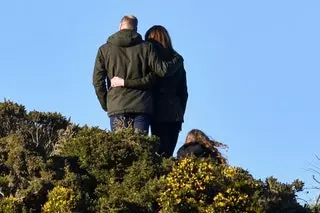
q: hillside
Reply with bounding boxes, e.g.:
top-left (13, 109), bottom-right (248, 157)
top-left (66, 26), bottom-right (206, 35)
top-left (0, 101), bottom-right (317, 212)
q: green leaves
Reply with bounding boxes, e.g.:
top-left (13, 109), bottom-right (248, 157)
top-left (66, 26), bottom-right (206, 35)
top-left (0, 100), bottom-right (314, 212)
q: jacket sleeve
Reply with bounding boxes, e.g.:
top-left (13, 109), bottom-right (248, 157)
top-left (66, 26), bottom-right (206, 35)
top-left (123, 46), bottom-right (183, 89)
top-left (124, 72), bottom-right (155, 89)
top-left (177, 64), bottom-right (188, 117)
top-left (92, 48), bottom-right (108, 112)
top-left (148, 44), bottom-right (183, 77)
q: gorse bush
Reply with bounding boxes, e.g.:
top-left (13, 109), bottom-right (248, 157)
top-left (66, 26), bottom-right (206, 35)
top-left (0, 101), bottom-right (87, 212)
top-left (0, 197), bottom-right (24, 213)
top-left (0, 100), bottom-right (315, 212)
top-left (158, 157), bottom-right (223, 212)
top-left (59, 126), bottom-right (159, 183)
top-left (42, 186), bottom-right (77, 213)
top-left (157, 157), bottom-right (306, 213)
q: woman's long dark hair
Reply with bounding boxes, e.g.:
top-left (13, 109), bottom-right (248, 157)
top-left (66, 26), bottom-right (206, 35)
top-left (145, 25), bottom-right (174, 59)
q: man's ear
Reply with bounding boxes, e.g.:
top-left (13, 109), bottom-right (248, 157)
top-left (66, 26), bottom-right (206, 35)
top-left (119, 23), bottom-right (122, 30)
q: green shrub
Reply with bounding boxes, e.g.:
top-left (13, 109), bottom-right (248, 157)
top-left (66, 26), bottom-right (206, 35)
top-left (96, 156), bottom-right (169, 213)
top-left (0, 100), bottom-right (72, 158)
top-left (157, 157), bottom-right (308, 213)
top-left (0, 102), bottom-right (93, 212)
top-left (157, 157), bottom-right (259, 212)
top-left (0, 101), bottom-right (314, 212)
top-left (42, 186), bottom-right (77, 213)
top-left (0, 101), bottom-right (26, 138)
top-left (0, 197), bottom-right (24, 213)
top-left (60, 127), bottom-right (159, 183)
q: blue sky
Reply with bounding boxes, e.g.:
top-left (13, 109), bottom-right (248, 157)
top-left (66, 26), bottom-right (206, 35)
top-left (1, 0), bottom-right (319, 203)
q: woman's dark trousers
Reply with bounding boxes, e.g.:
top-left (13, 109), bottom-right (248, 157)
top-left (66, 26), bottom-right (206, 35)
top-left (151, 122), bottom-right (182, 157)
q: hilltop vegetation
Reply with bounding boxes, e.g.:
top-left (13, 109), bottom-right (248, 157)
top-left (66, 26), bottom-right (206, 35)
top-left (0, 101), bottom-right (318, 212)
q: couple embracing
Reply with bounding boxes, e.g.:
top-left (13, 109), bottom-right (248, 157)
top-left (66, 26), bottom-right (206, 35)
top-left (93, 15), bottom-right (188, 157)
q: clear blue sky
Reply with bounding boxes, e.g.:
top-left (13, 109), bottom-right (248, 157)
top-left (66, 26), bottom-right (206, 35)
top-left (1, 0), bottom-right (319, 203)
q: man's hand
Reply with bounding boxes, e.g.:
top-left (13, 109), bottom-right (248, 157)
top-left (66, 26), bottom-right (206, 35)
top-left (111, 77), bottom-right (124, 87)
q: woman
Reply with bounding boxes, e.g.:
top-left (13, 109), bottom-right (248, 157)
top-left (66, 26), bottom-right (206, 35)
top-left (177, 129), bottom-right (228, 164)
top-left (111, 25), bottom-right (188, 157)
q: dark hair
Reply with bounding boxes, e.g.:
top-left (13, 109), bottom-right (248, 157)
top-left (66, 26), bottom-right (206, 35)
top-left (145, 25), bottom-right (173, 50)
top-left (185, 129), bottom-right (228, 164)
top-left (120, 15), bottom-right (138, 30)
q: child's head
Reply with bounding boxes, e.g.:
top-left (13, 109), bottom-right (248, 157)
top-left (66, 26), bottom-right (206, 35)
top-left (185, 129), bottom-right (228, 149)
top-left (185, 129), bottom-right (228, 164)
top-left (185, 129), bottom-right (209, 144)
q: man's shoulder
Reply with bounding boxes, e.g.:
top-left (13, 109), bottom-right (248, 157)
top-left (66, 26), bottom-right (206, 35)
top-left (99, 42), bottom-right (109, 51)
top-left (98, 40), bottom-right (149, 48)
top-left (96, 43), bottom-right (111, 58)
top-left (139, 40), bottom-right (153, 48)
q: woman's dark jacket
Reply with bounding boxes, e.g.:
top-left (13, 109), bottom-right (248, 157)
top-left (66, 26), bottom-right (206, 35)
top-left (124, 42), bottom-right (188, 123)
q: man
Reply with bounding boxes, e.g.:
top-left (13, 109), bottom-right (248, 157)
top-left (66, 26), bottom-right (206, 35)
top-left (93, 15), bottom-right (182, 133)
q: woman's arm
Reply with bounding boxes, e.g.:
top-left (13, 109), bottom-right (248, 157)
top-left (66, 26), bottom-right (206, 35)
top-left (125, 72), bottom-right (155, 89)
top-left (110, 72), bottom-right (155, 89)
top-left (111, 45), bottom-right (183, 89)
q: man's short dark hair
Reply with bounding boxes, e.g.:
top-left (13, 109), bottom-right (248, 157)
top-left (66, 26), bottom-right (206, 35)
top-left (120, 15), bottom-right (138, 30)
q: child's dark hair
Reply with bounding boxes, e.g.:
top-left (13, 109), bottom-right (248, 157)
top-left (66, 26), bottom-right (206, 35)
top-left (185, 129), bottom-right (228, 164)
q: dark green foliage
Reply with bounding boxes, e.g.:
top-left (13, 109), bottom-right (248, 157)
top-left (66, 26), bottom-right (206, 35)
top-left (0, 197), bottom-right (25, 213)
top-left (0, 100), bottom-right (74, 159)
top-left (0, 100), bottom-right (316, 212)
top-left (60, 126), bottom-right (159, 182)
top-left (0, 101), bottom-right (88, 212)
top-left (59, 126), bottom-right (167, 212)
top-left (309, 205), bottom-right (320, 213)
top-left (258, 177), bottom-right (307, 213)
top-left (0, 101), bottom-right (27, 138)
top-left (96, 152), bottom-right (169, 212)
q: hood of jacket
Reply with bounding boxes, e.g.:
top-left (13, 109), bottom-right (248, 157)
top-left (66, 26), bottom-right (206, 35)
top-left (107, 29), bottom-right (143, 47)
